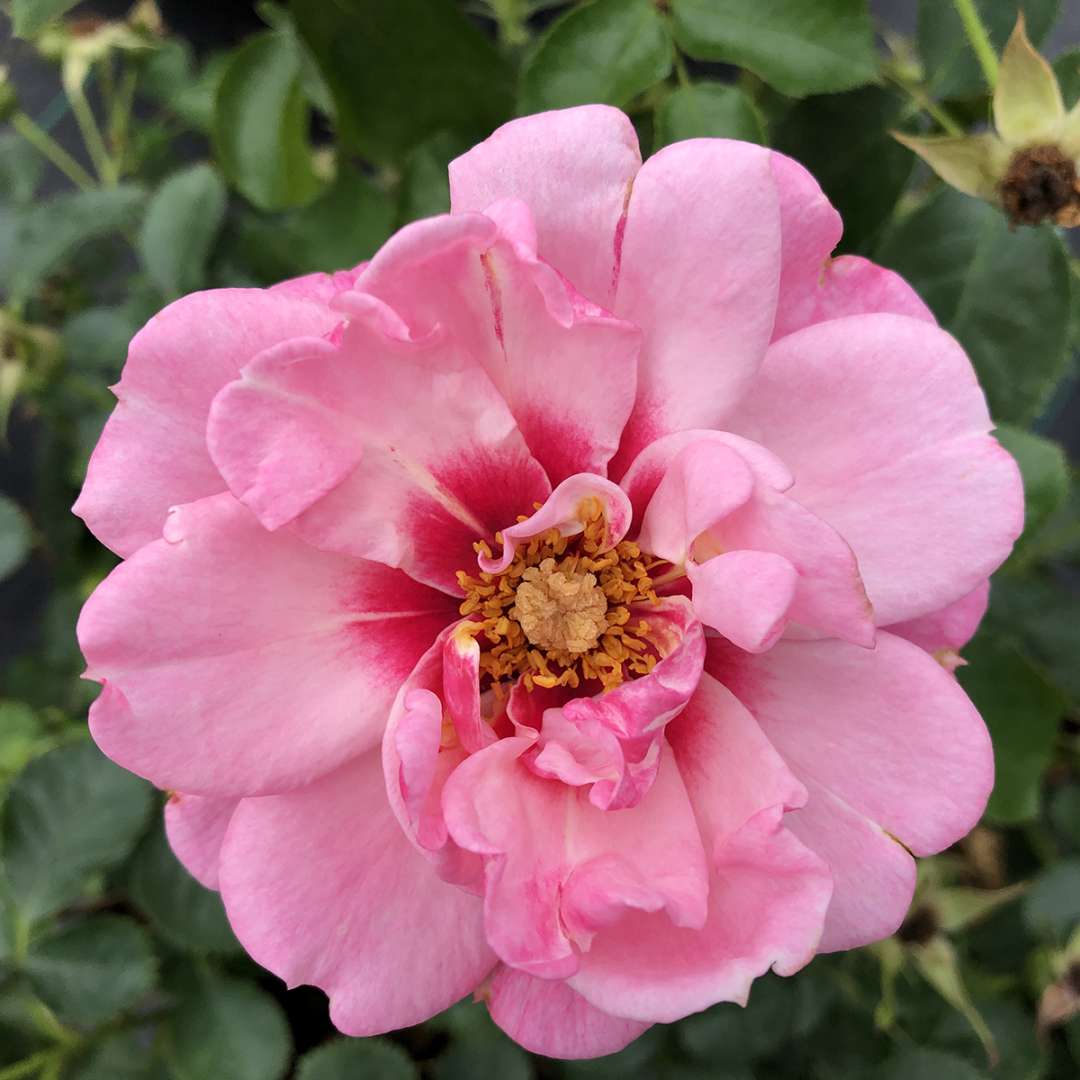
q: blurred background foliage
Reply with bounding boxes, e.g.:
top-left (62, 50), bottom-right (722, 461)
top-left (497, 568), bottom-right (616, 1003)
top-left (0, 0), bottom-right (1079, 1077)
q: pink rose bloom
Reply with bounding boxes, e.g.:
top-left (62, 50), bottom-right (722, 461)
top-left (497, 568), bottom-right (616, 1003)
top-left (76, 107), bottom-right (1022, 1059)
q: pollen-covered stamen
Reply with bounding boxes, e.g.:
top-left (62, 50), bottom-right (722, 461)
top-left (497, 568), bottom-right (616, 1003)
top-left (455, 499), bottom-right (663, 693)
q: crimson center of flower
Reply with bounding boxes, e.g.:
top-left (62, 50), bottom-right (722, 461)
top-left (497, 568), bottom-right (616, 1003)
top-left (455, 500), bottom-right (662, 693)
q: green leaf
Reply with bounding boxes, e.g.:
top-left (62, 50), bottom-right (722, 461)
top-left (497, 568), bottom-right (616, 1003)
top-left (985, 573), bottom-right (1080, 705)
top-left (1023, 859), bottom-right (1080, 941)
top-left (678, 974), bottom-right (793, 1065)
top-left (994, 426), bottom-right (1068, 542)
top-left (164, 965), bottom-right (291, 1080)
top-left (296, 1038), bottom-right (417, 1080)
top-left (62, 306), bottom-right (142, 379)
top-left (1050, 784), bottom-right (1080, 851)
top-left (917, 0), bottom-right (1060, 100)
top-left (670, 0), bottom-right (877, 98)
top-left (138, 164), bottom-right (227, 298)
top-left (875, 188), bottom-right (1070, 423)
top-left (520, 0), bottom-right (672, 114)
top-left (1, 740), bottom-right (152, 921)
top-left (0, 186), bottom-right (146, 307)
top-left (0, 702), bottom-right (45, 785)
top-left (0, 495), bottom-right (32, 582)
top-left (0, 133), bottom-right (44, 204)
top-left (880, 1047), bottom-right (987, 1080)
top-left (292, 0), bottom-right (513, 165)
top-left (1054, 48), bottom-right (1080, 109)
top-left (126, 816), bottom-right (240, 955)
top-left (24, 915), bottom-right (156, 1028)
top-left (213, 30), bottom-right (323, 212)
top-left (773, 87), bottom-right (913, 254)
top-left (69, 1029), bottom-right (162, 1080)
top-left (430, 1001), bottom-right (531, 1080)
top-left (398, 132), bottom-right (470, 226)
top-left (11, 0), bottom-right (80, 37)
top-left (654, 82), bottom-right (764, 150)
top-left (956, 634), bottom-right (1066, 825)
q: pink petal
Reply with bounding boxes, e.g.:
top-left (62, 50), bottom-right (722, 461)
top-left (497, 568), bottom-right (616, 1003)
top-left (442, 737), bottom-right (708, 979)
top-left (268, 264), bottom-right (365, 305)
top-left (163, 793), bottom-right (239, 890)
top-left (79, 493), bottom-right (455, 796)
top-left (219, 750), bottom-right (495, 1035)
top-left (550, 597), bottom-right (706, 809)
top-left (564, 674), bottom-right (830, 1023)
top-left (449, 106), bottom-right (642, 306)
top-left (73, 289), bottom-right (340, 556)
top-left (784, 778), bottom-right (916, 952)
top-left (886, 580), bottom-right (990, 660)
top-left (620, 429), bottom-right (793, 527)
top-left (609, 139), bottom-right (782, 473)
top-left (637, 438), bottom-right (874, 647)
top-left (479, 474), bottom-right (632, 574)
top-left (668, 672), bottom-right (807, 846)
top-left (769, 153), bottom-right (932, 342)
top-left (208, 296), bottom-right (550, 594)
top-left (357, 210), bottom-right (642, 485)
top-left (687, 552), bottom-right (798, 654)
top-left (636, 440), bottom-right (756, 563)
top-left (443, 624), bottom-right (498, 755)
top-left (567, 809), bottom-right (831, 1023)
top-left (382, 627), bottom-right (484, 889)
top-left (486, 966), bottom-right (649, 1060)
top-left (727, 313), bottom-right (1023, 624)
top-left (708, 631), bottom-right (994, 856)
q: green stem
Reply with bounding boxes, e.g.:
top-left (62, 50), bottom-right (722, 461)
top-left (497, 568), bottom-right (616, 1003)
top-left (0, 1051), bottom-right (56, 1080)
top-left (66, 84), bottom-right (118, 187)
top-left (489, 0), bottom-right (528, 47)
top-left (108, 68), bottom-right (138, 174)
top-left (887, 74), bottom-right (966, 136)
top-left (10, 113), bottom-right (96, 191)
top-left (672, 48), bottom-right (691, 90)
top-left (951, 0), bottom-right (999, 89)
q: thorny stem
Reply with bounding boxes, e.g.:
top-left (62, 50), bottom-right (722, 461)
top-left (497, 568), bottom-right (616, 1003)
top-left (951, 0), bottom-right (999, 89)
top-left (9, 113), bottom-right (96, 190)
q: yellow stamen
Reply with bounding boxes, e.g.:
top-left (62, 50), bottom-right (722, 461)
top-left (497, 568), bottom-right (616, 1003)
top-left (455, 500), bottom-right (663, 694)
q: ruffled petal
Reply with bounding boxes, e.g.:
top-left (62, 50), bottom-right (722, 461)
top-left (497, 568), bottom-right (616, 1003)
top-left (768, 153), bottom-right (932, 342)
top-left (442, 738), bottom-right (708, 980)
top-left (638, 438), bottom-right (874, 647)
top-left (357, 209), bottom-right (641, 484)
top-left (449, 106), bottom-right (642, 307)
top-left (74, 289), bottom-right (340, 556)
top-left (219, 750), bottom-right (495, 1035)
top-left (708, 632), bottom-right (994, 856)
top-left (486, 966), bottom-right (649, 1060)
top-left (163, 793), bottom-right (239, 890)
top-left (79, 493), bottom-right (455, 796)
top-left (784, 778), bottom-right (917, 952)
top-left (887, 580), bottom-right (989, 664)
top-left (567, 815), bottom-right (830, 1023)
top-left (609, 139), bottom-right (782, 473)
top-left (480, 474), bottom-right (632, 574)
top-left (727, 313), bottom-right (1022, 624)
top-left (207, 295), bottom-right (550, 594)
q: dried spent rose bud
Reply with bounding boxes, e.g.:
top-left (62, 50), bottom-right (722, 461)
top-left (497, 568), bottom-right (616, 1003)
top-left (895, 15), bottom-right (1080, 227)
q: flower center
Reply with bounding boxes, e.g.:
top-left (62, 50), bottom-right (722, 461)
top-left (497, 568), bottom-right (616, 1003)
top-left (455, 500), bottom-right (662, 693)
top-left (513, 558), bottom-right (608, 653)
